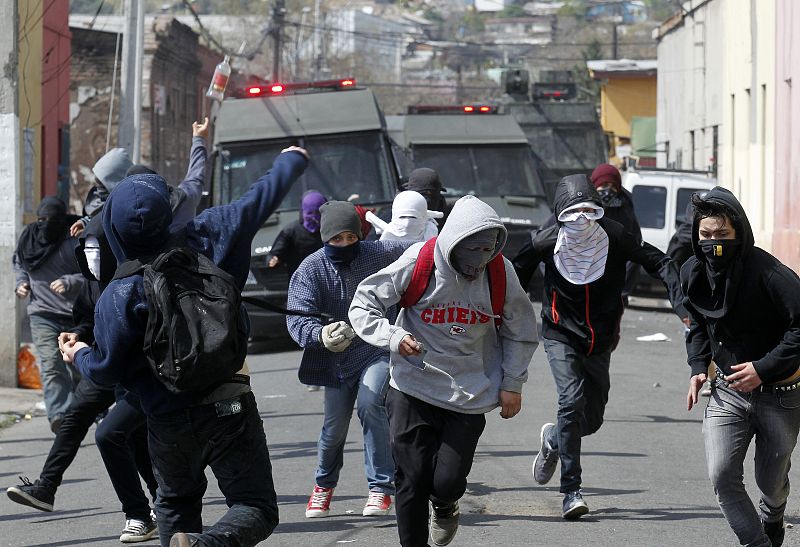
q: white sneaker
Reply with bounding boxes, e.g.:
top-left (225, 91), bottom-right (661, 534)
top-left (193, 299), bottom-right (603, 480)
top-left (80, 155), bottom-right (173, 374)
top-left (120, 517), bottom-right (158, 543)
top-left (362, 491), bottom-right (392, 516)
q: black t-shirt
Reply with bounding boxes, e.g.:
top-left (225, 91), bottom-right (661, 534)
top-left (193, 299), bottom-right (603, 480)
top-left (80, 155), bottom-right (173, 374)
top-left (270, 220), bottom-right (323, 274)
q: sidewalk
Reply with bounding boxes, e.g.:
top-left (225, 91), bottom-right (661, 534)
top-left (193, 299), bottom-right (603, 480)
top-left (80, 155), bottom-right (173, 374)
top-left (0, 385), bottom-right (42, 417)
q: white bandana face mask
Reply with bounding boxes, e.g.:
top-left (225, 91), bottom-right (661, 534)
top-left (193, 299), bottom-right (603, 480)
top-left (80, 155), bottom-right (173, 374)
top-left (84, 235), bottom-right (101, 281)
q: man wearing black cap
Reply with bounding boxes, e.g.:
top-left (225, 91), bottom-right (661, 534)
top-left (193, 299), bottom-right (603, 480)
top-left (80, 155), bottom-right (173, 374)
top-left (286, 201), bottom-right (409, 520)
top-left (684, 188), bottom-right (800, 547)
top-left (403, 168), bottom-right (450, 227)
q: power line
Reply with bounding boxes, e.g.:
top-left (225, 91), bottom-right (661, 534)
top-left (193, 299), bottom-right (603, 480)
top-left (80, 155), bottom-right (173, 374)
top-left (180, 0), bottom-right (272, 60)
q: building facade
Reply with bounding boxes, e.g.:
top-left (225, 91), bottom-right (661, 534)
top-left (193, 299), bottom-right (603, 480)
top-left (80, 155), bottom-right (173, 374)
top-left (655, 0), bottom-right (776, 252)
top-left (772, 0), bottom-right (800, 272)
top-left (588, 59), bottom-right (657, 163)
top-left (69, 16), bottom-right (241, 210)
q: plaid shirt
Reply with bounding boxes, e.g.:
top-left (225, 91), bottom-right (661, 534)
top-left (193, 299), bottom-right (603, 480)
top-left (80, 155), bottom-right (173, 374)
top-left (287, 241), bottom-right (409, 387)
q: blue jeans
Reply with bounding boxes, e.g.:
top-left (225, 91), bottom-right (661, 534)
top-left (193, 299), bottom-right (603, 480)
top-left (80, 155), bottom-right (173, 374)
top-left (29, 314), bottom-right (81, 423)
top-left (704, 380), bottom-right (800, 546)
top-left (315, 356), bottom-right (394, 494)
top-left (544, 337), bottom-right (612, 493)
top-left (147, 391), bottom-right (278, 547)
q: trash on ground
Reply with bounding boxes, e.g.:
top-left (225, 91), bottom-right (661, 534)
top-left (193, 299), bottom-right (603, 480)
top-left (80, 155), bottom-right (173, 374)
top-left (635, 333), bottom-right (672, 342)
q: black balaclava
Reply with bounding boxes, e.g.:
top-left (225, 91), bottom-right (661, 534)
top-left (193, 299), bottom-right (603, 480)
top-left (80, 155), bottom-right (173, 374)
top-left (320, 201), bottom-right (362, 268)
top-left (16, 197), bottom-right (71, 271)
top-left (404, 168), bottom-right (447, 213)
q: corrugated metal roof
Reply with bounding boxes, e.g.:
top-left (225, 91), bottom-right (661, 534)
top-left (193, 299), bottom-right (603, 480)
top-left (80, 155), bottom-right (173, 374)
top-left (213, 88), bottom-right (383, 145)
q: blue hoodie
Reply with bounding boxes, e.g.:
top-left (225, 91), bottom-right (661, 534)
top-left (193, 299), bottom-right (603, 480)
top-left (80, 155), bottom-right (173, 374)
top-left (73, 151), bottom-right (308, 415)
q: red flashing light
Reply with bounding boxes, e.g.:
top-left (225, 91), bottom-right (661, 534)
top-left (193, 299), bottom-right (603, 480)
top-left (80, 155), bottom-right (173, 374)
top-left (340, 79), bottom-right (355, 87)
top-left (553, 91), bottom-right (562, 98)
top-left (270, 84), bottom-right (284, 94)
top-left (479, 105), bottom-right (491, 112)
top-left (247, 86), bottom-right (262, 95)
top-left (463, 106), bottom-right (475, 113)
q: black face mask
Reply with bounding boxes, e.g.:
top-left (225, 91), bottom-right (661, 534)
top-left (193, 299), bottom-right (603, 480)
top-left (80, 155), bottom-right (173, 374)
top-left (698, 239), bottom-right (741, 274)
top-left (323, 242), bottom-right (360, 268)
top-left (37, 218), bottom-right (67, 244)
top-left (597, 187), bottom-right (623, 207)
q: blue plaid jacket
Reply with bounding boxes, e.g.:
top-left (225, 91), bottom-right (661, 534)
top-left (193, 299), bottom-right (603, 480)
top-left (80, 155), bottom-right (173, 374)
top-left (287, 241), bottom-right (409, 387)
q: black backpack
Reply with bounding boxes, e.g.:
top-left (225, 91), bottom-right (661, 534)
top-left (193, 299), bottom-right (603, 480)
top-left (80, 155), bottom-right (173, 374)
top-left (113, 247), bottom-right (248, 394)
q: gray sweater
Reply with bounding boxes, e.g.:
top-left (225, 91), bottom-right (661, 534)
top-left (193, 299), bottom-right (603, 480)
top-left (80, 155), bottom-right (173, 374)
top-left (13, 237), bottom-right (84, 319)
top-left (349, 195), bottom-right (538, 414)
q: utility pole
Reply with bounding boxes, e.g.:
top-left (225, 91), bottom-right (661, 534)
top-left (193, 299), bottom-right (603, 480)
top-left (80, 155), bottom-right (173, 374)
top-left (119, 0), bottom-right (144, 162)
top-left (0, 0), bottom-right (21, 386)
top-left (272, 0), bottom-right (286, 83)
top-left (313, 0), bottom-right (323, 80)
top-left (612, 24), bottom-right (618, 60)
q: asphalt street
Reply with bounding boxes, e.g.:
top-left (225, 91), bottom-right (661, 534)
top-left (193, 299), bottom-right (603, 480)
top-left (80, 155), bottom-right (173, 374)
top-left (1, 306), bottom-right (797, 546)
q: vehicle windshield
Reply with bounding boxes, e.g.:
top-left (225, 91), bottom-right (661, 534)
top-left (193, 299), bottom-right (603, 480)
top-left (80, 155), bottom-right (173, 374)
top-left (411, 145), bottom-right (546, 198)
top-left (528, 127), bottom-right (606, 171)
top-left (216, 132), bottom-right (397, 209)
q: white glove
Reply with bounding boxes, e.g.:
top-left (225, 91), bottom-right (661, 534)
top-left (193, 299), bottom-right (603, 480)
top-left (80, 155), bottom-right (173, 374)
top-left (320, 321), bottom-right (356, 352)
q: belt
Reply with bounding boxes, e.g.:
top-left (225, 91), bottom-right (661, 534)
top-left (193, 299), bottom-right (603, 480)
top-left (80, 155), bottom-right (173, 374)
top-left (715, 367), bottom-right (800, 393)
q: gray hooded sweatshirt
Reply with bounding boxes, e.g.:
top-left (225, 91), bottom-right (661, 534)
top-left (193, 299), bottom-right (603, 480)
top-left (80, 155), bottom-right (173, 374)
top-left (349, 195), bottom-right (538, 414)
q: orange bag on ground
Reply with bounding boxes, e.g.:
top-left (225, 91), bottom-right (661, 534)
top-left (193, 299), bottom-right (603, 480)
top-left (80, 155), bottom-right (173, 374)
top-left (18, 345), bottom-right (42, 389)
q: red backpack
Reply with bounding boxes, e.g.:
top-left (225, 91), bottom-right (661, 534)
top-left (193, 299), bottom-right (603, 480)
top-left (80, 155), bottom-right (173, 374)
top-left (398, 237), bottom-right (506, 328)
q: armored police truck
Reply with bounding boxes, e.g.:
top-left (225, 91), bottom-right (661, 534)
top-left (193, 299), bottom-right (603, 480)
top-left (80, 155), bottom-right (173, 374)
top-left (388, 105), bottom-right (552, 295)
top-left (211, 79), bottom-right (401, 348)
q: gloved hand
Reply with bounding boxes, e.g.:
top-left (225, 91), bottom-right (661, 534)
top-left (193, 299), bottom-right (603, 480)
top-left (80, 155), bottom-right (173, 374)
top-left (320, 321), bottom-right (356, 352)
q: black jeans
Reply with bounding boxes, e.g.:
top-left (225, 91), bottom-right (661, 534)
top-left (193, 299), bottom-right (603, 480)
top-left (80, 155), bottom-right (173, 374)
top-left (386, 387), bottom-right (486, 547)
top-left (544, 337), bottom-right (612, 493)
top-left (39, 377), bottom-right (116, 489)
top-left (96, 394), bottom-right (158, 520)
top-left (147, 391), bottom-right (278, 547)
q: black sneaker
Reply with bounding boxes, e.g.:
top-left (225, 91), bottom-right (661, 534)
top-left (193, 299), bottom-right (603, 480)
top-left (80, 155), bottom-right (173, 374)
top-left (763, 519), bottom-right (785, 547)
top-left (430, 501), bottom-right (460, 546)
top-left (6, 476), bottom-right (55, 512)
top-left (120, 516), bottom-right (158, 543)
top-left (562, 490), bottom-right (589, 519)
top-left (532, 422), bottom-right (559, 485)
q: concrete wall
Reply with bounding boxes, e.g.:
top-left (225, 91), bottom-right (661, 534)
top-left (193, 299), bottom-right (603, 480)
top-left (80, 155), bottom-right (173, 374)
top-left (772, 0), bottom-right (800, 272)
top-left (656, 0), bottom-right (725, 174)
top-left (18, 0), bottom-right (43, 223)
top-left (721, 0), bottom-right (775, 250)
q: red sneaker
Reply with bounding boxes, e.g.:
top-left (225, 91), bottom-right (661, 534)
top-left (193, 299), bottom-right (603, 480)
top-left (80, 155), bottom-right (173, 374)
top-left (362, 491), bottom-right (392, 516)
top-left (305, 485), bottom-right (334, 518)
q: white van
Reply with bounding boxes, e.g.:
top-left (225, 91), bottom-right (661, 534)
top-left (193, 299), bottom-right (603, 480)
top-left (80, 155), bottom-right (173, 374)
top-left (622, 169), bottom-right (716, 299)
top-left (622, 169), bottom-right (716, 252)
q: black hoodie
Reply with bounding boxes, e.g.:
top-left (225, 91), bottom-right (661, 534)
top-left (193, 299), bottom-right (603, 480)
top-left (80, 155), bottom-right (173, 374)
top-left (513, 174), bottom-right (685, 355)
top-left (682, 187), bottom-right (800, 383)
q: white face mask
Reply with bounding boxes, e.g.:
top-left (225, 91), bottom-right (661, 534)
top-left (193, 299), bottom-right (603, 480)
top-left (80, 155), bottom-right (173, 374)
top-left (84, 236), bottom-right (101, 280)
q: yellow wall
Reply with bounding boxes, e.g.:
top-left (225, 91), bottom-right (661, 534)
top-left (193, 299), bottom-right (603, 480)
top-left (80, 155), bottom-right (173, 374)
top-left (18, 0), bottom-right (42, 224)
top-left (599, 76), bottom-right (657, 139)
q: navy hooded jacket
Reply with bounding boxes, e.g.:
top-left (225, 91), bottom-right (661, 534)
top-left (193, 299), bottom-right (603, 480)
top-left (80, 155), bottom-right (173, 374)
top-left (73, 150), bottom-right (308, 415)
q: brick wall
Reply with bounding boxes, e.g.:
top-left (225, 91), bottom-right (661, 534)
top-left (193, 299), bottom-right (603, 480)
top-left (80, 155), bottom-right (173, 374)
top-left (70, 17), bottom-right (235, 212)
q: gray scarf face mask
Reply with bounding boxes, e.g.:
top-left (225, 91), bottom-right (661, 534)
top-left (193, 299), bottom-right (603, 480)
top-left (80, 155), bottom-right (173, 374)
top-left (451, 230), bottom-right (499, 280)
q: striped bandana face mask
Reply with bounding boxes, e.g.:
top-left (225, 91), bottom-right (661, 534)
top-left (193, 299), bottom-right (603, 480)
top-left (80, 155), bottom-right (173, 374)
top-left (554, 204), bottom-right (609, 285)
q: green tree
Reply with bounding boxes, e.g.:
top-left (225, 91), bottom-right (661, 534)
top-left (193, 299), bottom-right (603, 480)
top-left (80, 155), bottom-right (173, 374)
top-left (497, 4), bottom-right (526, 18)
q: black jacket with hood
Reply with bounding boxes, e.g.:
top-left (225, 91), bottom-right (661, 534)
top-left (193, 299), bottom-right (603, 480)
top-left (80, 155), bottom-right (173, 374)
top-left (682, 187), bottom-right (800, 383)
top-left (513, 174), bottom-right (685, 355)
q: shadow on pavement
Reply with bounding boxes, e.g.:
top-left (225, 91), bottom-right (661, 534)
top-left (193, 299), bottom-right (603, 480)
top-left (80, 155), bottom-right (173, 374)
top-left (26, 535), bottom-right (120, 547)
